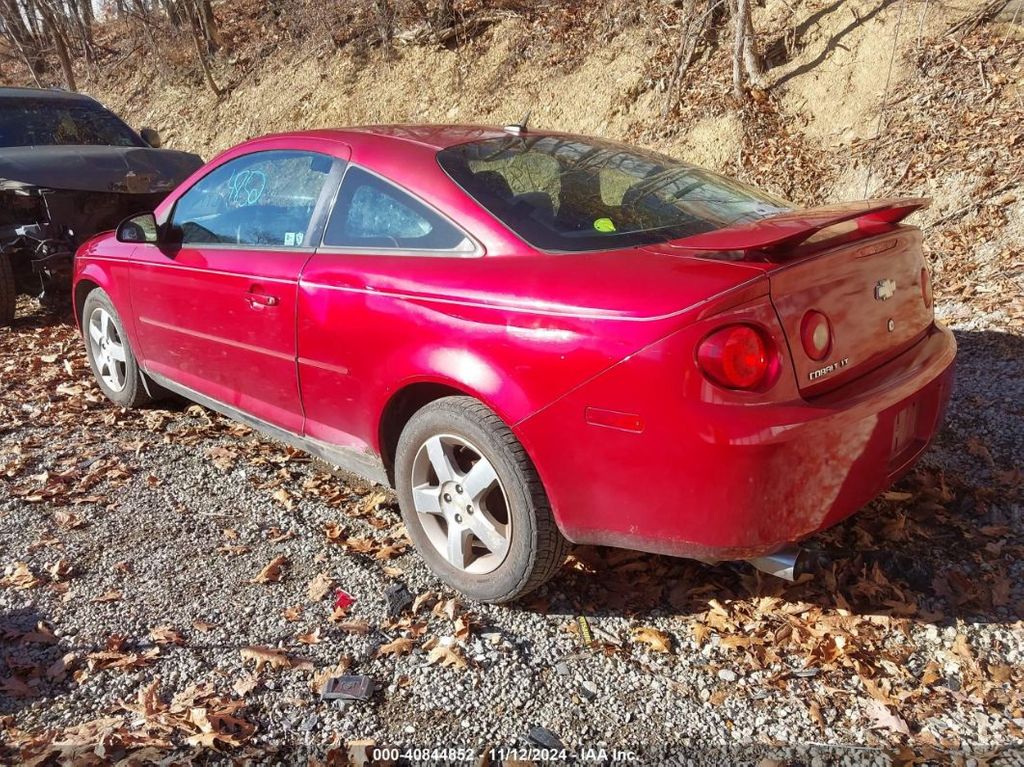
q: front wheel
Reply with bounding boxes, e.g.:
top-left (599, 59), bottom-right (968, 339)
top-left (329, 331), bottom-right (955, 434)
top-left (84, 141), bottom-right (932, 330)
top-left (82, 289), bottom-right (151, 408)
top-left (395, 396), bottom-right (570, 603)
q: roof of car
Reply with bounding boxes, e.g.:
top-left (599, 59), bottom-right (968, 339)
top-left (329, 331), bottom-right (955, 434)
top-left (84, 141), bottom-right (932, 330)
top-left (0, 86), bottom-right (99, 102)
top-left (260, 125), bottom-right (544, 151)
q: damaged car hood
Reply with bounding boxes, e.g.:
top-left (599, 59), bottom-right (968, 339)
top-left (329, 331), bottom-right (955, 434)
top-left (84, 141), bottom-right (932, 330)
top-left (0, 145), bottom-right (203, 194)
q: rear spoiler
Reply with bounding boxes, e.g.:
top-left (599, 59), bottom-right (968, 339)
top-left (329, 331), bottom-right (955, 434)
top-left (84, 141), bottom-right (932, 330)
top-left (667, 198), bottom-right (931, 252)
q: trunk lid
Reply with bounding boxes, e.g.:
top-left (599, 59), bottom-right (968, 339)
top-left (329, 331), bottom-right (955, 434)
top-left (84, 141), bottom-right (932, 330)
top-left (657, 198), bottom-right (934, 395)
top-left (767, 227), bottom-right (932, 395)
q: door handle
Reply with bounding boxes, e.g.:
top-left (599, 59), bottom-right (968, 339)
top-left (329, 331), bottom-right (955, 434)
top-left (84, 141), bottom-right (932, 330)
top-left (246, 292), bottom-right (279, 308)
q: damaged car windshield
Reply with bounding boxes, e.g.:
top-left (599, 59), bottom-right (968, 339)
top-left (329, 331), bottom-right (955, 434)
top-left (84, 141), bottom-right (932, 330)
top-left (0, 98), bottom-right (144, 148)
top-left (437, 135), bottom-right (791, 252)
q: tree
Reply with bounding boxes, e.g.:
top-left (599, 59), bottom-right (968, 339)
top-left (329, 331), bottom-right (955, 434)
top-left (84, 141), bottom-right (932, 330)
top-left (732, 0), bottom-right (763, 100)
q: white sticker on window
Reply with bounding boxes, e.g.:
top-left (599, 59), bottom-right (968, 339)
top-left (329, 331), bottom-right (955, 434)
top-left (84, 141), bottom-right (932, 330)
top-left (295, 232), bottom-right (304, 246)
top-left (284, 232), bottom-right (296, 246)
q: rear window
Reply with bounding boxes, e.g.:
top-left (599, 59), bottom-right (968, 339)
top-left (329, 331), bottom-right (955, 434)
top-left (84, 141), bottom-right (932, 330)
top-left (436, 135), bottom-right (790, 252)
top-left (0, 98), bottom-right (144, 148)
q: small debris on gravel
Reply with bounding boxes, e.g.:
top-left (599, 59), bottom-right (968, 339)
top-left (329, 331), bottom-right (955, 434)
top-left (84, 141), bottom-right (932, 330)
top-left (383, 582), bottom-right (412, 619)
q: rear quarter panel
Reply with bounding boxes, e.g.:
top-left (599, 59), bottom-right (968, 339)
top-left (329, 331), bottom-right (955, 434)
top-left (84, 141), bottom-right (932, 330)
top-left (296, 249), bottom-right (769, 457)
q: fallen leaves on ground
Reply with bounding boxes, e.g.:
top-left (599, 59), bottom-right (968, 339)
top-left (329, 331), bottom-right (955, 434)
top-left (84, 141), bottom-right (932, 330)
top-left (239, 646), bottom-right (311, 673)
top-left (90, 589), bottom-right (123, 603)
top-left (86, 636), bottom-right (160, 671)
top-left (149, 626), bottom-right (186, 646)
top-left (249, 555), bottom-right (288, 584)
top-left (0, 562), bottom-right (41, 589)
top-left (426, 643), bottom-right (468, 670)
top-left (306, 571), bottom-right (333, 601)
top-left (377, 637), bottom-right (415, 657)
top-left (632, 627), bottom-right (672, 653)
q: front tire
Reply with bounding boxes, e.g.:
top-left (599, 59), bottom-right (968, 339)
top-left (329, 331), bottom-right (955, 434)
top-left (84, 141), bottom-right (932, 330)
top-left (395, 396), bottom-right (570, 603)
top-left (82, 289), bottom-right (151, 409)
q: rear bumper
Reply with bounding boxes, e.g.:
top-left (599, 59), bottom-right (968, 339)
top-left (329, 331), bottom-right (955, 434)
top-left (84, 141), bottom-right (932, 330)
top-left (515, 322), bottom-right (956, 560)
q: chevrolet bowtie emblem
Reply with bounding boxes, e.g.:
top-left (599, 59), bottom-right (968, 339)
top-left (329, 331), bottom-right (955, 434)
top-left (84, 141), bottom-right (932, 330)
top-left (874, 278), bottom-right (897, 301)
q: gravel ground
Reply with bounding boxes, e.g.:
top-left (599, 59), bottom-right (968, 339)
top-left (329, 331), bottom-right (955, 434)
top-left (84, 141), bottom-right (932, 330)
top-left (2, 298), bottom-right (1023, 765)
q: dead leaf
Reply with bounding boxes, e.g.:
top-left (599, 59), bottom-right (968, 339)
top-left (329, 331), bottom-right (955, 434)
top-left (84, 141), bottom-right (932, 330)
top-left (377, 637), bottom-right (415, 657)
top-left (149, 625), bottom-right (185, 646)
top-left (53, 510), bottom-right (86, 530)
top-left (90, 589), bottom-right (123, 603)
top-left (267, 527), bottom-right (294, 543)
top-left (336, 619), bottom-right (371, 634)
top-left (250, 555), bottom-right (288, 584)
top-left (426, 644), bottom-right (467, 669)
top-left (216, 544), bottom-right (251, 557)
top-left (864, 699), bottom-right (910, 736)
top-left (233, 673), bottom-right (260, 697)
top-left (1, 562), bottom-right (41, 590)
top-left (239, 646), bottom-right (294, 673)
top-left (632, 627), bottom-right (672, 653)
top-left (46, 558), bottom-right (74, 582)
top-left (306, 572), bottom-right (333, 601)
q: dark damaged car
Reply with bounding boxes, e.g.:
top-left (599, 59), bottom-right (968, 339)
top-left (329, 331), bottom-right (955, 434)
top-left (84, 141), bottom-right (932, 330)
top-left (0, 86), bottom-right (203, 325)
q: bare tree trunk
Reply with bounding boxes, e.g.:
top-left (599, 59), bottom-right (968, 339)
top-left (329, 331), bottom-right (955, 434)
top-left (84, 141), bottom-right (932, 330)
top-left (196, 0), bottom-right (219, 51)
top-left (69, 0), bottom-right (95, 68)
top-left (742, 5), bottom-right (763, 82)
top-left (163, 0), bottom-right (183, 27)
top-left (732, 0), bottom-right (746, 100)
top-left (39, 1), bottom-right (76, 90)
top-left (184, 0), bottom-right (221, 96)
top-left (732, 0), bottom-right (762, 99)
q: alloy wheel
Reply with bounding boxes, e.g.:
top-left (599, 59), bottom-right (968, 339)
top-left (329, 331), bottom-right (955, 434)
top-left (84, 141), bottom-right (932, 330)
top-left (88, 306), bottom-right (128, 393)
top-left (410, 434), bottom-right (512, 574)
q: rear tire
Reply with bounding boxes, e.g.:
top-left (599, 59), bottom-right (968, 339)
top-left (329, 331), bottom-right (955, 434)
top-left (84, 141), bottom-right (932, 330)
top-left (82, 289), bottom-right (151, 409)
top-left (0, 256), bottom-right (15, 327)
top-left (395, 396), bottom-right (570, 603)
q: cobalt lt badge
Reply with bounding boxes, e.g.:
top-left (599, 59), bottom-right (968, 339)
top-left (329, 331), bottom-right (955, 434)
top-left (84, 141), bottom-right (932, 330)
top-left (875, 278), bottom-right (897, 301)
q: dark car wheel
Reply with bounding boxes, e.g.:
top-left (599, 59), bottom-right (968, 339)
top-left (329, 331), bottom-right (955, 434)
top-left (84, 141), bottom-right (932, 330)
top-left (0, 256), bottom-right (15, 327)
top-left (395, 396), bottom-right (570, 603)
top-left (82, 289), bottom-right (151, 408)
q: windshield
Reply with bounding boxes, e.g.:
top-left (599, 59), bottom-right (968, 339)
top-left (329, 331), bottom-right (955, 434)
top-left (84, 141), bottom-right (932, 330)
top-left (0, 98), bottom-right (144, 148)
top-left (437, 134), bottom-right (791, 252)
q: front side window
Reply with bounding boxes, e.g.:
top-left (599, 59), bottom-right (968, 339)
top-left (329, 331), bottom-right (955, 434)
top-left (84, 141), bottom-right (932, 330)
top-left (436, 135), bottom-right (791, 252)
top-left (0, 98), bottom-right (144, 148)
top-left (323, 166), bottom-right (474, 252)
top-left (169, 150), bottom-right (333, 246)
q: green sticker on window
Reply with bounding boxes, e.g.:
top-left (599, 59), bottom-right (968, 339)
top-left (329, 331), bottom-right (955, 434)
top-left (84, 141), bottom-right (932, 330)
top-left (593, 217), bottom-right (616, 233)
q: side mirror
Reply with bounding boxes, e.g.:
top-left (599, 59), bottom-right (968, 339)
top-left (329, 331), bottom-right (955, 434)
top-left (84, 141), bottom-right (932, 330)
top-left (116, 212), bottom-right (160, 244)
top-left (140, 127), bottom-right (162, 148)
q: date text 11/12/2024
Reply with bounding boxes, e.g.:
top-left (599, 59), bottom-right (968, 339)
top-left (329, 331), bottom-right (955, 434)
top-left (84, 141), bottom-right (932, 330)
top-left (368, 746), bottom-right (640, 762)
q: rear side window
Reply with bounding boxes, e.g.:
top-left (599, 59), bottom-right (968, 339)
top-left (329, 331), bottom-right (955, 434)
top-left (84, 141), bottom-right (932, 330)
top-left (323, 166), bottom-right (474, 253)
top-left (170, 150), bottom-right (332, 247)
top-left (437, 135), bottom-right (790, 252)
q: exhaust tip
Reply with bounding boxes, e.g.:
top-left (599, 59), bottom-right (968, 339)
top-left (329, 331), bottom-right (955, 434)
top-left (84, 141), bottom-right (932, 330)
top-left (747, 545), bottom-right (816, 581)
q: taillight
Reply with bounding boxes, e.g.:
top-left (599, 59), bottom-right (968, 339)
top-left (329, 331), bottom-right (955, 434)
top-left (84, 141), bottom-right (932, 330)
top-left (921, 266), bottom-right (933, 309)
top-left (800, 310), bottom-right (832, 361)
top-left (697, 325), bottom-right (770, 390)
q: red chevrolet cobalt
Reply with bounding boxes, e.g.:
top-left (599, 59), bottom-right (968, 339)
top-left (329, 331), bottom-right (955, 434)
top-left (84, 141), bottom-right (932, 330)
top-left (73, 126), bottom-right (956, 602)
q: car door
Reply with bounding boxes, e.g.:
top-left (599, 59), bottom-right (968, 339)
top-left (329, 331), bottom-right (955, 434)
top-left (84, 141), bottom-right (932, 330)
top-left (130, 149), bottom-right (341, 433)
top-left (297, 165), bottom-right (479, 451)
